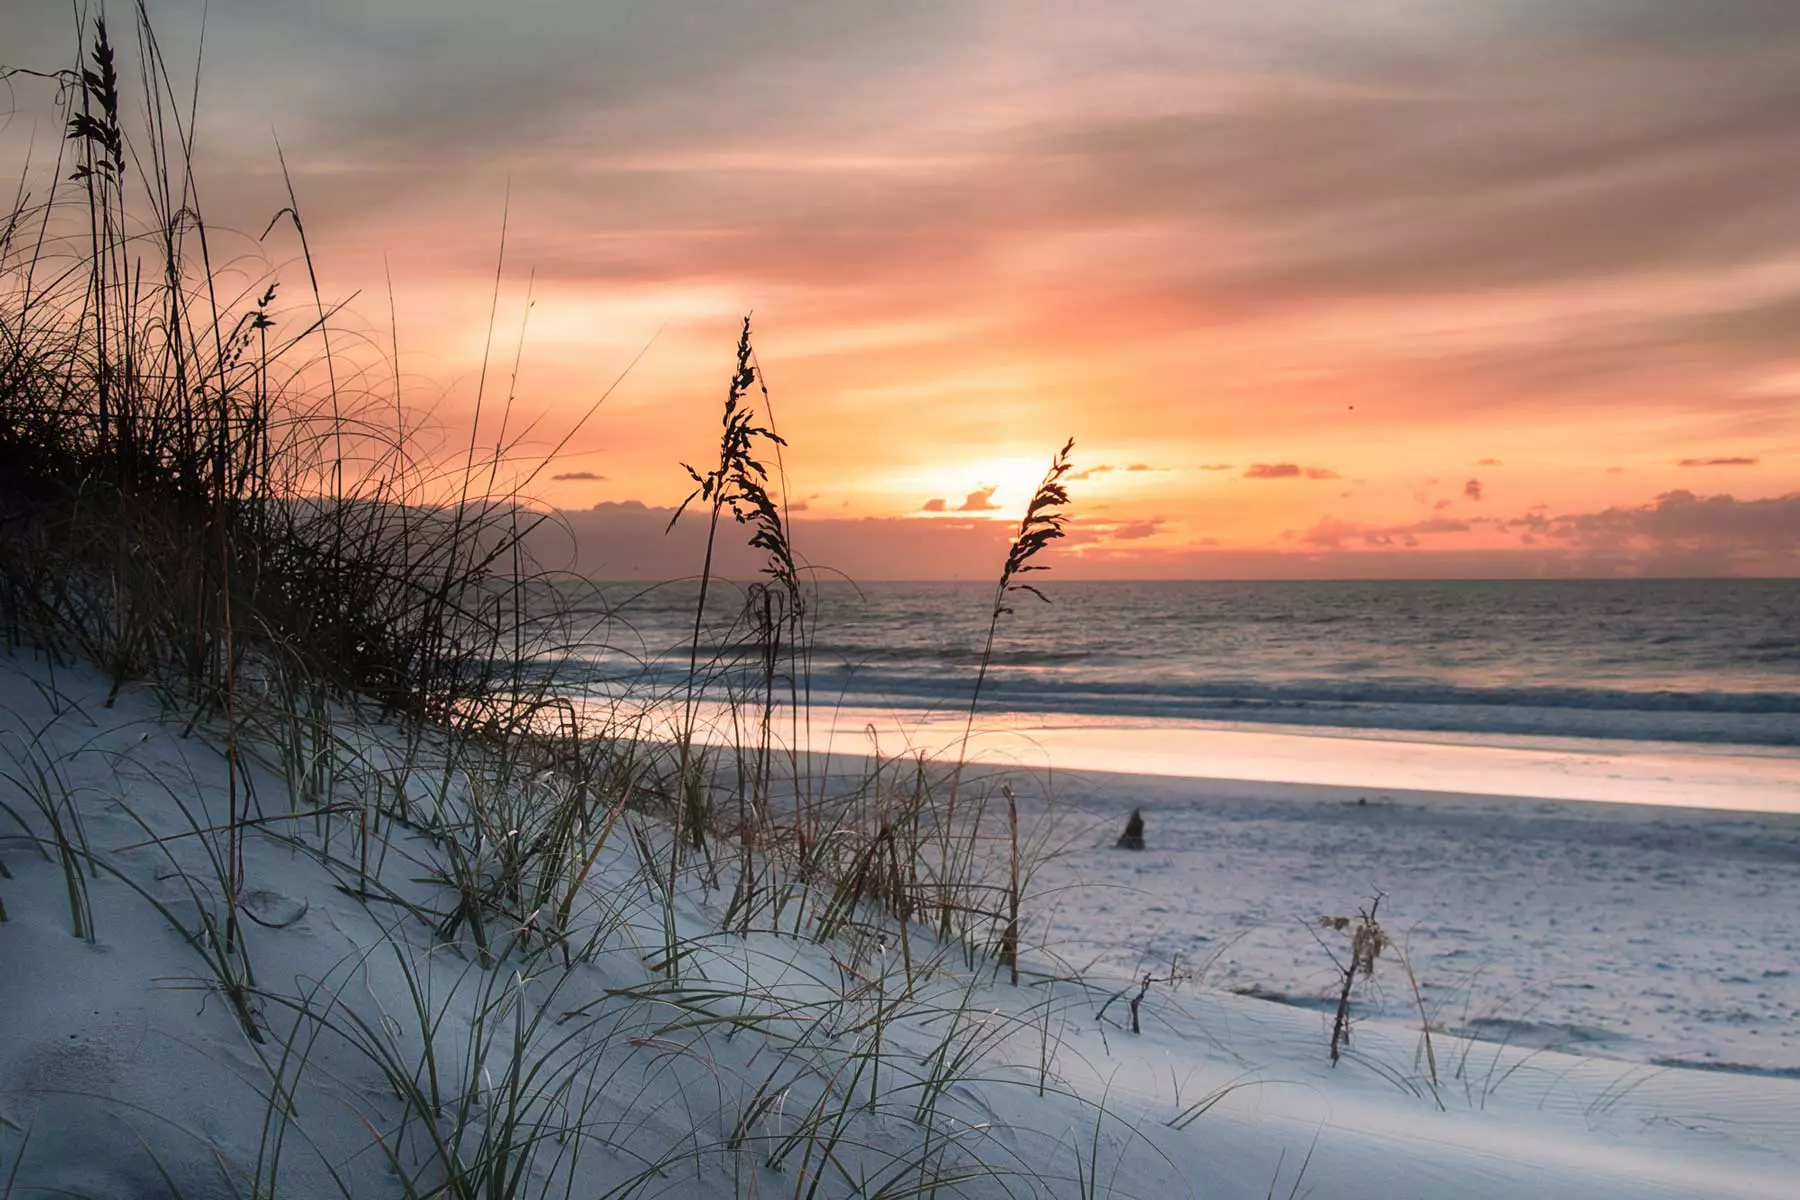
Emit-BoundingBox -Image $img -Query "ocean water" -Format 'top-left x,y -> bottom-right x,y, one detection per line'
559,579 -> 1800,747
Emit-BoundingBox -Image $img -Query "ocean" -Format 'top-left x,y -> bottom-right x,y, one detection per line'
555,578 -> 1799,748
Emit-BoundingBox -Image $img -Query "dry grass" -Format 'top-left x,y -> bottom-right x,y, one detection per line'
0,13 -> 1111,1199
1317,894 -> 1389,1065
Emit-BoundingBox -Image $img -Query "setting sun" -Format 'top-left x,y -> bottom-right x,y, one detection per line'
901,454 -> 1071,520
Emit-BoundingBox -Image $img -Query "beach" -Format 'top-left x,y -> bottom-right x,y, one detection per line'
6,6 -> 1799,1194
4,649 -> 1799,1198
685,701 -> 1800,1072
1031,763 -> 1800,1074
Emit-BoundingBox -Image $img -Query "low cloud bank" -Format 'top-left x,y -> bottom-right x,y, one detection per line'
533,490 -> 1799,582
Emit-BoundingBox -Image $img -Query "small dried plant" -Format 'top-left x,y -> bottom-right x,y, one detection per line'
1093,957 -> 1188,1035
1320,893 -> 1388,1064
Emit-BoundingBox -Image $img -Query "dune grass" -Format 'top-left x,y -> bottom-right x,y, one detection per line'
0,12 -> 1144,1198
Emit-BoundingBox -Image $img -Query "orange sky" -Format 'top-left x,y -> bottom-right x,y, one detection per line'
6,1 -> 1798,576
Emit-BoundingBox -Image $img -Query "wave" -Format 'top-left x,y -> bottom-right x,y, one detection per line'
564,654 -> 1800,746
544,580 -> 1800,747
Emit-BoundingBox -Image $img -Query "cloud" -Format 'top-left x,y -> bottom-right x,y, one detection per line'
1509,506 -> 1553,535
1677,456 -> 1759,466
1464,478 -> 1484,501
1245,463 -> 1336,480
921,497 -> 948,513
1452,488 -> 1800,574
1071,463 -> 1161,481
1291,514 -> 1473,549
1475,458 -> 1503,466
1519,489 -> 1800,553
1293,517 -> 1364,548
551,471 -> 606,481
1363,517 -> 1473,548
75,0 -> 1800,317
1015,28 -> 1800,386
1110,519 -> 1164,541
957,486 -> 1001,512
532,491 -> 1799,581
1410,518 -> 1474,535
1198,464 -> 1234,472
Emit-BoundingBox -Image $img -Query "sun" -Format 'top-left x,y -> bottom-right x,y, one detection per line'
904,454 -> 1065,519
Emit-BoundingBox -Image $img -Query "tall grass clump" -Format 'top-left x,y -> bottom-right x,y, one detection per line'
0,14 -> 573,740
665,317 -> 813,932
667,317 -> 792,858
1,14 -> 1130,1199
0,0 -> 613,1091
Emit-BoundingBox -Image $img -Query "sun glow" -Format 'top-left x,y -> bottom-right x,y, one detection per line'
903,454 -> 1072,520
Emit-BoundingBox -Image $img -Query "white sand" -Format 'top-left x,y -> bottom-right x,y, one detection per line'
3,652 -> 1797,1198
1022,769 -> 1800,1073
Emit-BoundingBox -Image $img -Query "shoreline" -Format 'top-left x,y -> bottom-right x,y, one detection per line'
682,699 -> 1800,815
659,713 -> 1800,1071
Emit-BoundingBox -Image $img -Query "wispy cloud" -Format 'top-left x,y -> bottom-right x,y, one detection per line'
1245,463 -> 1336,480
1677,456 -> 1759,466
552,470 -> 607,481
1110,519 -> 1164,540
1293,515 -> 1474,549
1072,462 -> 1161,481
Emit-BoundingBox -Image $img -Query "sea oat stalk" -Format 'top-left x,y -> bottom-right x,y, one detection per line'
940,438 -> 1074,934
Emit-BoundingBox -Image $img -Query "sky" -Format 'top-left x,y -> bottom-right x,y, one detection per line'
5,1 -> 1800,578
